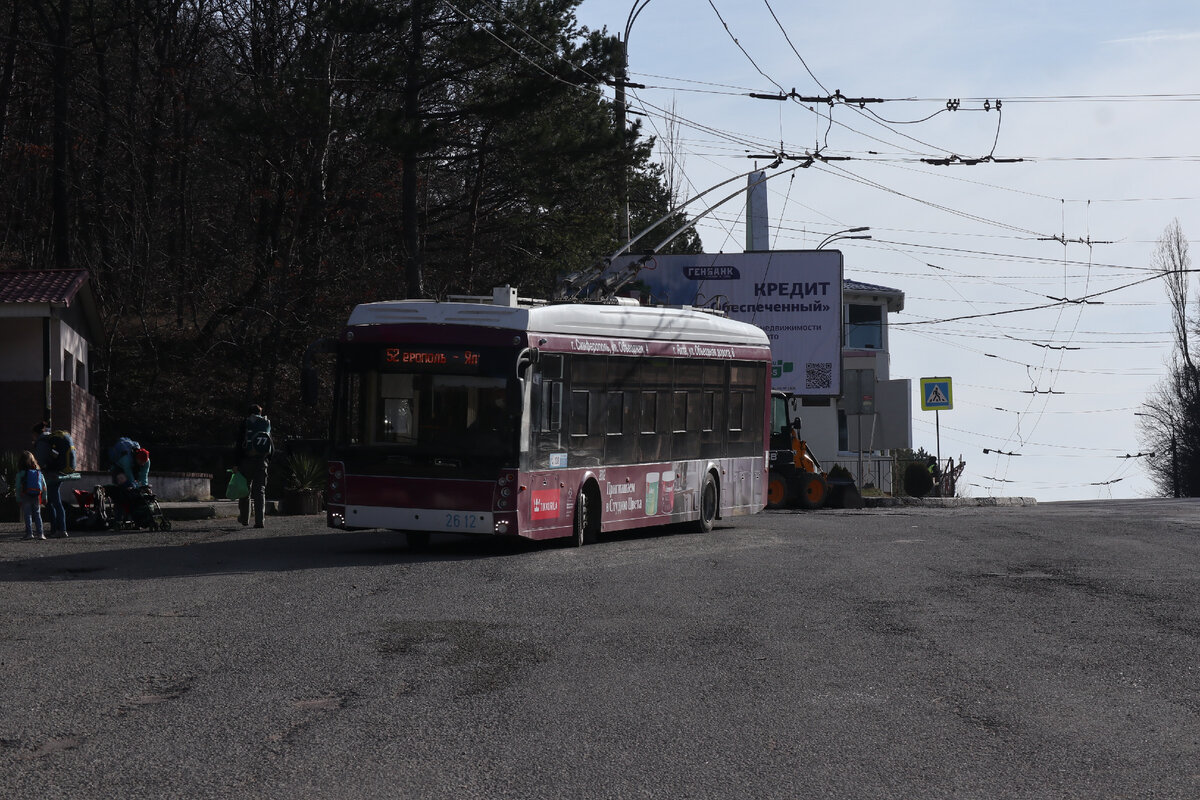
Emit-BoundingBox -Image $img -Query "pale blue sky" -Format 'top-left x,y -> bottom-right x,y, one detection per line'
570,0 -> 1200,500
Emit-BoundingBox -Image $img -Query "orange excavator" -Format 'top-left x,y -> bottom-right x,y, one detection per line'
767,391 -> 860,510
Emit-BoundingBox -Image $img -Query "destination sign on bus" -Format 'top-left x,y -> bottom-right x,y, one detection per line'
382,347 -> 481,370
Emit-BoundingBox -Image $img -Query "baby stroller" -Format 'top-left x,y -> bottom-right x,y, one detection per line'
74,484 -> 172,531
109,483 -> 171,531
70,487 -> 109,531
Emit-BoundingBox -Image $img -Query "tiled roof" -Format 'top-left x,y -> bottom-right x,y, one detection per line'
0,269 -> 89,304
844,278 -> 902,295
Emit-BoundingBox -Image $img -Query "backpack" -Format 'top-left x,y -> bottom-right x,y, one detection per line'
109,436 -> 139,463
24,468 -> 42,498
244,415 -> 273,457
48,430 -> 76,472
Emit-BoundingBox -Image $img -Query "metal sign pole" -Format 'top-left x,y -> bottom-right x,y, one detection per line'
936,410 -> 942,478
857,414 -> 863,489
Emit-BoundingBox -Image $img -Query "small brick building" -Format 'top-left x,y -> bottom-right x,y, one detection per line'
0,269 -> 102,469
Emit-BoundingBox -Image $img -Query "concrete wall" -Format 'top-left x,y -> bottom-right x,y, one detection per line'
60,471 -> 214,502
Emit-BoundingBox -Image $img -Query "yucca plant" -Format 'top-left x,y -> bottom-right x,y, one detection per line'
284,453 -> 325,491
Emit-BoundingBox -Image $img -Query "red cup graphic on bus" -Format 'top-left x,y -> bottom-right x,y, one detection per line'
660,469 -> 675,513
645,472 -> 659,516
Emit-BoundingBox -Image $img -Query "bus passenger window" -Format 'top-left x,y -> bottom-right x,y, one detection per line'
570,390 -> 589,436
541,354 -> 563,379
729,392 -> 744,432
541,381 -> 562,432
606,391 -> 623,434
673,391 -> 688,433
639,391 -> 656,433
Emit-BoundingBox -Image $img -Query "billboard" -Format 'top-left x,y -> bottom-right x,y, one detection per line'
609,251 -> 844,396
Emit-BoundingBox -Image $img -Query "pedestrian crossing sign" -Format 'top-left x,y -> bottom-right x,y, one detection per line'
920,377 -> 953,411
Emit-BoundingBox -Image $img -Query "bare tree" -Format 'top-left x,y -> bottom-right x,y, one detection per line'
1139,219 -> 1197,496
658,95 -> 686,209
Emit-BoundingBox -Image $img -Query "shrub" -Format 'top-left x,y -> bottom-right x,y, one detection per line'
903,462 -> 934,498
284,453 -> 325,490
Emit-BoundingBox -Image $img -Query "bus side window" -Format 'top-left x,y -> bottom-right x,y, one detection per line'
541,354 -> 563,380
543,381 -> 562,432
728,391 -> 744,432
532,376 -> 563,469
701,391 -> 715,432
570,390 -> 589,436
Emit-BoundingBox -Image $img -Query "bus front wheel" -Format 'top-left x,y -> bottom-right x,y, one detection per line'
694,472 -> 718,533
572,484 -> 599,547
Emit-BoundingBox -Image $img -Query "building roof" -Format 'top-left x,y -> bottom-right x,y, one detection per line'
0,269 -> 102,341
844,278 -> 902,295
0,269 -> 90,304
844,278 -> 904,313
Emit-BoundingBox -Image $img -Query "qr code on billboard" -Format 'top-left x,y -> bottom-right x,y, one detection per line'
806,362 -> 833,390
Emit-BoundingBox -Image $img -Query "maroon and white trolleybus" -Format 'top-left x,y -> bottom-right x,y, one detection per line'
324,286 -> 771,546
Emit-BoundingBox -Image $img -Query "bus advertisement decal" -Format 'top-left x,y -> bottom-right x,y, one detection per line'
531,489 -> 562,520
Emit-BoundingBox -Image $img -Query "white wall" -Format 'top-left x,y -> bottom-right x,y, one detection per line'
56,321 -> 89,388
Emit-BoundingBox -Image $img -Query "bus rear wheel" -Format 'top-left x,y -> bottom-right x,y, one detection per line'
694,472 -> 718,533
572,484 -> 599,547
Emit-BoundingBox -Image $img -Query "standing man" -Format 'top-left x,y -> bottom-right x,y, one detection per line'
235,404 -> 273,528
32,422 -> 67,538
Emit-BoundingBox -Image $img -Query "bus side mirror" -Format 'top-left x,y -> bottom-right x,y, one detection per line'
517,347 -> 540,377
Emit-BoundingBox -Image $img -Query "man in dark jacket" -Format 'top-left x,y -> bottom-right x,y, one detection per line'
235,404 -> 273,528
32,422 -> 67,538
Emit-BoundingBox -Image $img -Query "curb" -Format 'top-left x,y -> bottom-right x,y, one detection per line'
159,500 -> 280,521
862,496 -> 1038,508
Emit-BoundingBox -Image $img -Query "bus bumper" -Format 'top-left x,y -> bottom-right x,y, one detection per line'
335,504 -> 495,534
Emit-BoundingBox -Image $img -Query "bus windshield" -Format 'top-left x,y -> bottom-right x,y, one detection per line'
333,343 -> 519,472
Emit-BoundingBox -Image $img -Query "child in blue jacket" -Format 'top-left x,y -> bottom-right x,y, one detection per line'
17,450 -> 47,540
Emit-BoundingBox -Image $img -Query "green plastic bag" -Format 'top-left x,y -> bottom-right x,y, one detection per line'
225,469 -> 249,500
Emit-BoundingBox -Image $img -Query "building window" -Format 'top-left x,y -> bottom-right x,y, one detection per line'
846,304 -> 883,349
63,350 -> 74,383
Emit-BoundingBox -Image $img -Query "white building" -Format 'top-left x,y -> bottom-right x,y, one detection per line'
797,278 -> 910,492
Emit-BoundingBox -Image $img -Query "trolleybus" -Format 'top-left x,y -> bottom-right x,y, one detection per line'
321,286 -> 771,546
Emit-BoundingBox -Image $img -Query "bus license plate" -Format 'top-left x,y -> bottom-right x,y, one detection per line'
444,513 -> 480,530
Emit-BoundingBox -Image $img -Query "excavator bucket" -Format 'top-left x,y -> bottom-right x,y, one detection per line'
827,481 -> 863,509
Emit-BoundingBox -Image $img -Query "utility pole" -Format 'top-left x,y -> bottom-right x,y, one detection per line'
614,35 -> 628,244
614,0 -> 652,245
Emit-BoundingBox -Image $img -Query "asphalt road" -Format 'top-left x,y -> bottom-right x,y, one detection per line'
2,499 -> 1198,799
